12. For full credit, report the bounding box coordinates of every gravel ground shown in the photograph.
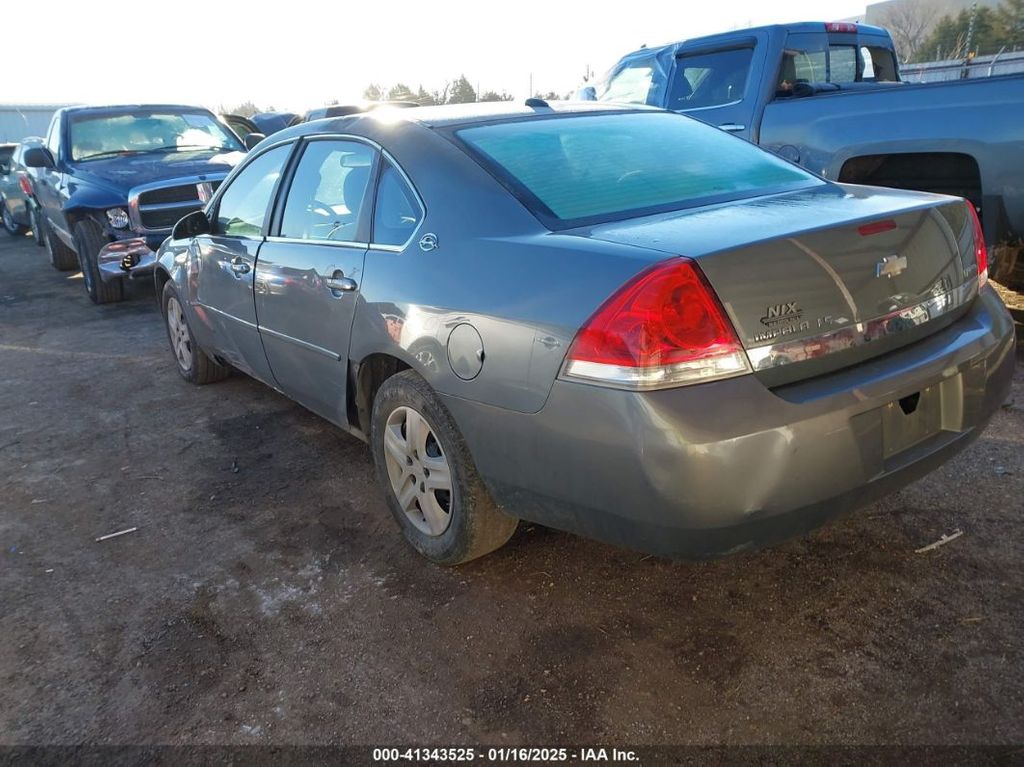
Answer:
[0,232,1022,746]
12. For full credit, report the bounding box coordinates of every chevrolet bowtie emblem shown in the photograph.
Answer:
[876,254,907,278]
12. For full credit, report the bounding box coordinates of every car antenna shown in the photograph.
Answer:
[524,97,549,108]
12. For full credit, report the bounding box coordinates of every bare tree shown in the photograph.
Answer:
[879,0,933,62]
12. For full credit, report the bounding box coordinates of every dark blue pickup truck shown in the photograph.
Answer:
[587,22,1024,288]
[26,105,247,303]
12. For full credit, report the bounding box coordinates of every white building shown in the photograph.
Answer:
[0,105,69,143]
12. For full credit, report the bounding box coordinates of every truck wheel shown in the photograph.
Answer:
[73,219,124,304]
[41,216,79,271]
[2,199,27,236]
[161,281,230,385]
[370,370,518,565]
[991,242,1024,291]
[30,208,44,246]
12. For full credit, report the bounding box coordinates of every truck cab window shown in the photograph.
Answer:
[671,47,754,110]
[778,33,899,94]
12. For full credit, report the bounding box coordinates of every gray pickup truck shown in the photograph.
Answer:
[586,21,1024,287]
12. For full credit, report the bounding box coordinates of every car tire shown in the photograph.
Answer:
[370,370,518,565]
[30,208,44,246]
[1,199,27,236]
[73,219,124,304]
[161,280,230,385]
[41,215,80,271]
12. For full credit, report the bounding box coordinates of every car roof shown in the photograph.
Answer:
[275,100,649,142]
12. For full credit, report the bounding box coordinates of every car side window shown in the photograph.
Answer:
[670,47,754,110]
[372,160,422,247]
[215,144,291,238]
[280,140,375,242]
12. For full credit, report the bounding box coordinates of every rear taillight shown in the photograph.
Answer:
[967,203,988,288]
[562,257,750,389]
[18,176,32,196]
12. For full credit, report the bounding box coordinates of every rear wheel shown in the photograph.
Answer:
[73,219,124,304]
[2,199,27,236]
[161,280,230,385]
[41,215,79,271]
[370,370,518,565]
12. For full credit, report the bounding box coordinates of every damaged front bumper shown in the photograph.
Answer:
[97,238,157,283]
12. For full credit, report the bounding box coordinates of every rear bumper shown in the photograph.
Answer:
[443,286,1016,559]
[97,238,157,283]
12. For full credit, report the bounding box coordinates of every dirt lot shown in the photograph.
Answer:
[1,231,1022,747]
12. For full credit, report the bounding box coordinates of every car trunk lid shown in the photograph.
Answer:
[574,184,981,387]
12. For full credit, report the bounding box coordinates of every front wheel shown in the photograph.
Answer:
[41,215,78,270]
[161,281,230,385]
[73,219,124,304]
[370,370,518,565]
[30,207,44,246]
[2,200,27,236]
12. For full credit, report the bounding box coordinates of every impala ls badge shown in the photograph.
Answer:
[419,233,439,252]
[876,254,908,278]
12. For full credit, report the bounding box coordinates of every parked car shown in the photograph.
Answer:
[221,113,261,144]
[24,104,246,301]
[302,101,418,122]
[153,103,1014,564]
[585,22,1024,288]
[1,138,45,243]
[222,113,301,143]
[252,112,301,134]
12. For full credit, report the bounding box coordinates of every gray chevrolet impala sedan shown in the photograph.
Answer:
[153,102,1015,564]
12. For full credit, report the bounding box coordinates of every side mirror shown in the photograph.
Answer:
[23,147,55,169]
[576,86,597,101]
[172,209,211,240]
[243,133,266,151]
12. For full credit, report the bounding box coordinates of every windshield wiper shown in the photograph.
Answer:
[146,144,235,154]
[77,150,145,161]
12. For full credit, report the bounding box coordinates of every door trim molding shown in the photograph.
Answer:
[198,302,258,330]
[258,324,343,361]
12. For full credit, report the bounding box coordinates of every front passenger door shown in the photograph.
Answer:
[194,143,292,383]
[255,139,376,424]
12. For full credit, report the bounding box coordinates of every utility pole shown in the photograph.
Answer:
[965,1,978,57]
[529,73,533,98]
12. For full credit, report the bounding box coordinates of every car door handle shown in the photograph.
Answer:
[718,123,746,132]
[229,256,250,275]
[324,270,357,293]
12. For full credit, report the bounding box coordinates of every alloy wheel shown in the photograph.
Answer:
[166,296,193,372]
[383,406,454,536]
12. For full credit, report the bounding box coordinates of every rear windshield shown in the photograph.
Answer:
[778,33,899,94]
[456,112,819,225]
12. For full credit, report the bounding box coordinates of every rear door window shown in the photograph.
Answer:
[670,47,754,110]
[279,140,376,242]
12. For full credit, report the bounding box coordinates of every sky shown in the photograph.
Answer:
[8,0,866,112]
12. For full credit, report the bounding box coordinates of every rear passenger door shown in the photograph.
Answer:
[669,39,761,140]
[254,138,376,425]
